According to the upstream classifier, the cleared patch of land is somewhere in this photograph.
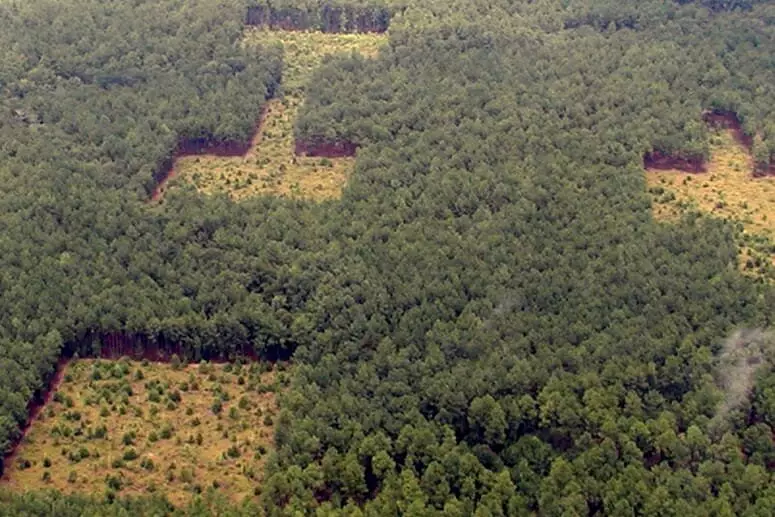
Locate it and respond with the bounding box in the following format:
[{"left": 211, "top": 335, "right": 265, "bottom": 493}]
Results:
[
  {"left": 0, "top": 358, "right": 284, "bottom": 506},
  {"left": 647, "top": 128, "right": 775, "bottom": 280},
  {"left": 171, "top": 29, "right": 387, "bottom": 201}
]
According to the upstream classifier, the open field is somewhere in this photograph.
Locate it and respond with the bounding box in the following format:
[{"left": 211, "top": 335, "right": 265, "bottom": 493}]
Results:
[
  {"left": 647, "top": 128, "right": 775, "bottom": 280},
  {"left": 170, "top": 29, "right": 387, "bottom": 201},
  {"left": 0, "top": 358, "right": 284, "bottom": 506}
]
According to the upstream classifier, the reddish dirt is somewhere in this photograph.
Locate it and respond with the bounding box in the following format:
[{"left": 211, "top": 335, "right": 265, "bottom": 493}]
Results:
[
  {"left": 265, "top": 23, "right": 387, "bottom": 34},
  {"left": 753, "top": 166, "right": 775, "bottom": 178},
  {"left": 703, "top": 110, "right": 753, "bottom": 149},
  {"left": 704, "top": 110, "right": 775, "bottom": 177},
  {"left": 294, "top": 139, "right": 358, "bottom": 158},
  {"left": 151, "top": 106, "right": 270, "bottom": 202},
  {"left": 644, "top": 150, "right": 707, "bottom": 173},
  {"left": 3, "top": 358, "right": 68, "bottom": 471}
]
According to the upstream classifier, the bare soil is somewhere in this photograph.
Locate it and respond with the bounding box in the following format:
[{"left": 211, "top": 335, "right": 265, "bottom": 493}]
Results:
[
  {"left": 644, "top": 150, "right": 707, "bottom": 173},
  {"left": 294, "top": 139, "right": 358, "bottom": 158}
]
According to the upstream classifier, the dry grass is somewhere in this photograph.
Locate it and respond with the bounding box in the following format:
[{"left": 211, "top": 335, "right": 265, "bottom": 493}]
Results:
[
  {"left": 172, "top": 29, "right": 388, "bottom": 201},
  {"left": 0, "top": 358, "right": 285, "bottom": 506},
  {"left": 647, "top": 128, "right": 775, "bottom": 280}
]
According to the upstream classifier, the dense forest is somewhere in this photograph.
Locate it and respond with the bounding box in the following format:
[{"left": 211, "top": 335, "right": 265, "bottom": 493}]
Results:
[{"left": 2, "top": 0, "right": 775, "bottom": 515}]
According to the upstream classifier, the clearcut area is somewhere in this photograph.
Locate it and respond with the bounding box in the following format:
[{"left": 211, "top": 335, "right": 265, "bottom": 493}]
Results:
[{"left": 168, "top": 30, "right": 387, "bottom": 201}]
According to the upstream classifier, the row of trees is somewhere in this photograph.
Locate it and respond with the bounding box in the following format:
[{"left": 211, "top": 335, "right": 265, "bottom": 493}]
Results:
[{"left": 246, "top": 0, "right": 393, "bottom": 32}]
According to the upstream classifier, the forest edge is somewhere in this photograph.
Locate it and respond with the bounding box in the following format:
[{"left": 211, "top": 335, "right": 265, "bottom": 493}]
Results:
[
  {"left": 645, "top": 110, "right": 775, "bottom": 177},
  {"left": 1, "top": 332, "right": 275, "bottom": 478}
]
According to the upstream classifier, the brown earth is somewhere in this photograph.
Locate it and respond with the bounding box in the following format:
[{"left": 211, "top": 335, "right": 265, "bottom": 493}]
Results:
[
  {"left": 2, "top": 359, "right": 68, "bottom": 473},
  {"left": 294, "top": 139, "right": 358, "bottom": 158},
  {"left": 644, "top": 150, "right": 707, "bottom": 173},
  {"left": 703, "top": 110, "right": 753, "bottom": 149}
]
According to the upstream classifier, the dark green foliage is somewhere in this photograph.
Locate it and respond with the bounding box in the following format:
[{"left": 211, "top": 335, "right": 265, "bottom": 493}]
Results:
[
  {"left": 246, "top": 0, "right": 392, "bottom": 33},
  {"left": 121, "top": 432, "right": 136, "bottom": 447},
  {"left": 122, "top": 449, "right": 138, "bottom": 462},
  {"left": 160, "top": 424, "right": 174, "bottom": 440},
  {"left": 226, "top": 445, "right": 241, "bottom": 458},
  {"left": 105, "top": 475, "right": 123, "bottom": 491}
]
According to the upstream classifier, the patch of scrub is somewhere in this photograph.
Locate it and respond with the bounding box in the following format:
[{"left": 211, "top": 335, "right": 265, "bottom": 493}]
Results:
[
  {"left": 170, "top": 29, "right": 387, "bottom": 201},
  {"left": 646, "top": 127, "right": 775, "bottom": 280},
  {"left": 1, "top": 358, "right": 284, "bottom": 506}
]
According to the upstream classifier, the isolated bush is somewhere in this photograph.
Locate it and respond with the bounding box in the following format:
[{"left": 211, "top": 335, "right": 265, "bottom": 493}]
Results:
[
  {"left": 180, "top": 468, "right": 194, "bottom": 483},
  {"left": 105, "top": 475, "right": 122, "bottom": 491},
  {"left": 160, "top": 424, "right": 173, "bottom": 439},
  {"left": 122, "top": 431, "right": 136, "bottom": 446}
]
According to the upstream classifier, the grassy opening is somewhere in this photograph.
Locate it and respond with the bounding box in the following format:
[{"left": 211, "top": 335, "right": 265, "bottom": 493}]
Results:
[
  {"left": 646, "top": 128, "right": 775, "bottom": 281},
  {"left": 0, "top": 358, "right": 284, "bottom": 506},
  {"left": 171, "top": 29, "right": 388, "bottom": 201}
]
